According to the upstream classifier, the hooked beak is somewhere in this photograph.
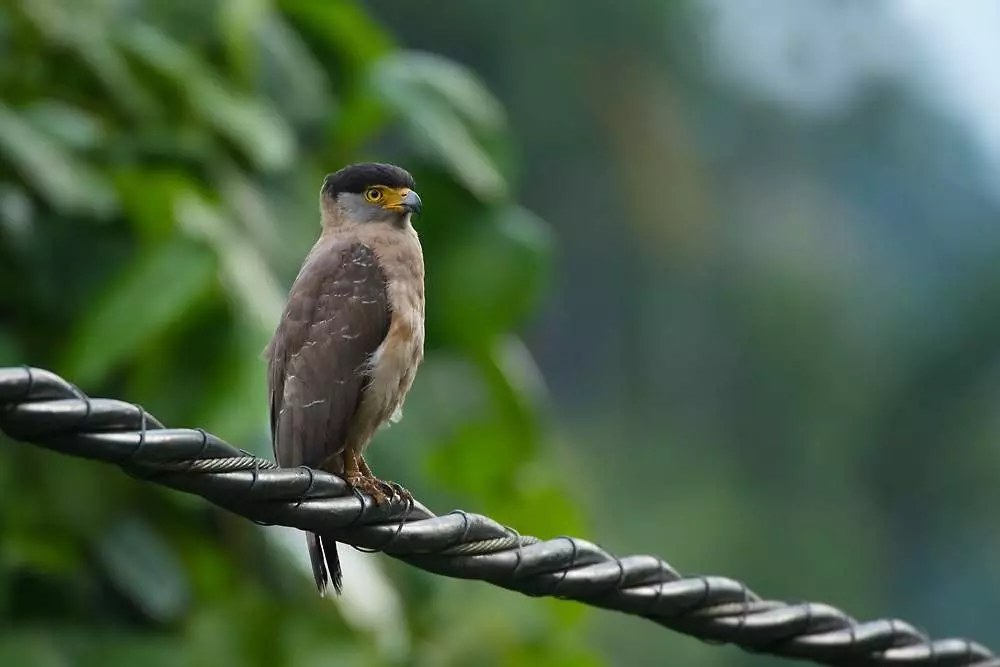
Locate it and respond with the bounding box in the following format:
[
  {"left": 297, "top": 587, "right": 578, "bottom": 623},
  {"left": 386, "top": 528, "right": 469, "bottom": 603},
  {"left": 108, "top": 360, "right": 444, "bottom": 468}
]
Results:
[{"left": 401, "top": 189, "right": 423, "bottom": 216}]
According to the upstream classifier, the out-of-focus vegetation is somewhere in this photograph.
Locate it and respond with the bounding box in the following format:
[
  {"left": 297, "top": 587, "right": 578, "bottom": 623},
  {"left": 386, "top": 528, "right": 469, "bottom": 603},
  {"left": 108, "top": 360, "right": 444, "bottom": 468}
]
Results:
[
  {"left": 376, "top": 1, "right": 1000, "bottom": 666},
  {"left": 0, "top": 1, "right": 592, "bottom": 666},
  {"left": 6, "top": 1, "right": 1000, "bottom": 666}
]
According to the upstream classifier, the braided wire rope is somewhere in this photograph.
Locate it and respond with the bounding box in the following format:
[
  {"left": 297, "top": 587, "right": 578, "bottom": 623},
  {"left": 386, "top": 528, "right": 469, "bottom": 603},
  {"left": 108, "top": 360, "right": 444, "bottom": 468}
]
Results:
[{"left": 0, "top": 365, "right": 995, "bottom": 666}]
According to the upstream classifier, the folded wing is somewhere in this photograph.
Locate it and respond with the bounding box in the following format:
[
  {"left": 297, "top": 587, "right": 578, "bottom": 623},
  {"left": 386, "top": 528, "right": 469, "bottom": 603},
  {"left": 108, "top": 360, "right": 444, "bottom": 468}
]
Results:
[{"left": 266, "top": 240, "right": 391, "bottom": 472}]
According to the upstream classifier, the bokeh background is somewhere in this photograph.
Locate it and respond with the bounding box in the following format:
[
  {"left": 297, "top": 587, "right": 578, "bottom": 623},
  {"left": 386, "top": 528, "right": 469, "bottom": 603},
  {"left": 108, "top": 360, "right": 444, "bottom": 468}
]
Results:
[{"left": 3, "top": 0, "right": 1000, "bottom": 665}]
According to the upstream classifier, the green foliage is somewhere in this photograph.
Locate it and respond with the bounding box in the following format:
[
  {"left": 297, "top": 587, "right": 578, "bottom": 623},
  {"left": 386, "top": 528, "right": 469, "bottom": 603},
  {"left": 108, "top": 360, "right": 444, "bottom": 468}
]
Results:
[{"left": 0, "top": 1, "right": 592, "bottom": 665}]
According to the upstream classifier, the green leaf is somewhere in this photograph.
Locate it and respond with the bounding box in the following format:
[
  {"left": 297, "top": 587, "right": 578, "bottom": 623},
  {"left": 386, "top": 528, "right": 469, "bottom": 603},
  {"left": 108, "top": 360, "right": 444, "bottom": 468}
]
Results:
[
  {"left": 428, "top": 205, "right": 553, "bottom": 349},
  {"left": 425, "top": 418, "right": 528, "bottom": 501},
  {"left": 22, "top": 101, "right": 107, "bottom": 151},
  {"left": 0, "top": 326, "right": 23, "bottom": 367},
  {"left": 279, "top": 0, "right": 392, "bottom": 67},
  {"left": 59, "top": 235, "right": 217, "bottom": 385},
  {"left": 0, "top": 634, "right": 68, "bottom": 667},
  {"left": 218, "top": 0, "right": 267, "bottom": 82},
  {"left": 370, "top": 51, "right": 509, "bottom": 201},
  {"left": 63, "top": 633, "right": 182, "bottom": 667},
  {"left": 422, "top": 339, "right": 552, "bottom": 505},
  {"left": 175, "top": 191, "right": 286, "bottom": 333},
  {"left": 0, "top": 103, "right": 117, "bottom": 217},
  {"left": 0, "top": 183, "right": 34, "bottom": 254},
  {"left": 17, "top": 0, "right": 155, "bottom": 117},
  {"left": 194, "top": 326, "right": 271, "bottom": 454},
  {"left": 396, "top": 51, "right": 505, "bottom": 131},
  {"left": 217, "top": 169, "right": 283, "bottom": 263},
  {"left": 481, "top": 335, "right": 550, "bottom": 438},
  {"left": 95, "top": 516, "right": 190, "bottom": 622},
  {"left": 255, "top": 13, "right": 334, "bottom": 127},
  {"left": 112, "top": 168, "right": 196, "bottom": 240},
  {"left": 122, "top": 25, "right": 295, "bottom": 171},
  {"left": 1, "top": 532, "right": 77, "bottom": 574}
]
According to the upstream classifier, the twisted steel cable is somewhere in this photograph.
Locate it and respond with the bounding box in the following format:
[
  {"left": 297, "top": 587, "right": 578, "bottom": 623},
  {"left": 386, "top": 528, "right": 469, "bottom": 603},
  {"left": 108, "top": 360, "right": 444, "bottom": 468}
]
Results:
[{"left": 0, "top": 365, "right": 995, "bottom": 667}]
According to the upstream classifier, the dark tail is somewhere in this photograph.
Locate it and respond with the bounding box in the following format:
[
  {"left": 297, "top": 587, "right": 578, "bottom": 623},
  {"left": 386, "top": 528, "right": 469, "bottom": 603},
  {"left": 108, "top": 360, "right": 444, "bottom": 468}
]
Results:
[{"left": 306, "top": 532, "right": 343, "bottom": 595}]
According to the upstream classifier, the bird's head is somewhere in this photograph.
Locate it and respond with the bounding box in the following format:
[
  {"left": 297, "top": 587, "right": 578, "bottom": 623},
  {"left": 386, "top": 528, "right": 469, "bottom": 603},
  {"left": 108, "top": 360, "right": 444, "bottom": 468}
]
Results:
[{"left": 320, "top": 162, "right": 422, "bottom": 230}]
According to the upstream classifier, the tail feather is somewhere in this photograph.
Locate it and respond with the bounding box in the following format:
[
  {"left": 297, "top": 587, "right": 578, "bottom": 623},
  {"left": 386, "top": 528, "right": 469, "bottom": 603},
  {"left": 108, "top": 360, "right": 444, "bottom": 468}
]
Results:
[{"left": 306, "top": 532, "right": 342, "bottom": 596}]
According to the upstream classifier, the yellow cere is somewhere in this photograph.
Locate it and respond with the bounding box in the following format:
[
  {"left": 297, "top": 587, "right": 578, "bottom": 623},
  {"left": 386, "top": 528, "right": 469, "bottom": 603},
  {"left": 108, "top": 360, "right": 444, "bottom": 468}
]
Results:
[{"left": 364, "top": 186, "right": 411, "bottom": 210}]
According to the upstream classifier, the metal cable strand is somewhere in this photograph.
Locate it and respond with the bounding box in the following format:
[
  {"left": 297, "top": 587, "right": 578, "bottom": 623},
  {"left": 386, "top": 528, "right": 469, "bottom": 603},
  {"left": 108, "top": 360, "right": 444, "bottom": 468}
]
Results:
[{"left": 0, "top": 366, "right": 996, "bottom": 667}]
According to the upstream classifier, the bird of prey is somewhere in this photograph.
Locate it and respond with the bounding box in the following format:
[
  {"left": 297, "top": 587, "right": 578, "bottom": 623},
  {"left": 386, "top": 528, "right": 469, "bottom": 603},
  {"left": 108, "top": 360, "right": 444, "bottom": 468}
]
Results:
[{"left": 265, "top": 162, "right": 425, "bottom": 596}]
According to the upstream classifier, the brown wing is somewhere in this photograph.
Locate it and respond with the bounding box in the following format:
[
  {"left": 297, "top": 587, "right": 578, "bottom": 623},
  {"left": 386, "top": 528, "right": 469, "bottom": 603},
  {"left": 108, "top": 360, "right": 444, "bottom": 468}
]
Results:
[{"left": 265, "top": 240, "right": 390, "bottom": 470}]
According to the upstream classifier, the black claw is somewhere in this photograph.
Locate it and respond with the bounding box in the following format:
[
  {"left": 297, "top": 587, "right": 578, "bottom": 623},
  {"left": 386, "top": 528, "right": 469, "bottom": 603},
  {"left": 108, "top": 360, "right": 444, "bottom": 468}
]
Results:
[
  {"left": 383, "top": 480, "right": 412, "bottom": 504},
  {"left": 344, "top": 477, "right": 370, "bottom": 506},
  {"left": 376, "top": 479, "right": 402, "bottom": 502}
]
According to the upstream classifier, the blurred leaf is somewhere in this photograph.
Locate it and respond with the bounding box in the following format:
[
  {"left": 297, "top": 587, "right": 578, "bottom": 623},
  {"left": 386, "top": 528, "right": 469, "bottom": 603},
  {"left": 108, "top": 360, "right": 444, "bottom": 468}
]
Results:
[
  {"left": 255, "top": 13, "right": 333, "bottom": 127},
  {"left": 18, "top": 0, "right": 155, "bottom": 117},
  {"left": 399, "top": 352, "right": 493, "bottom": 438},
  {"left": 122, "top": 25, "right": 295, "bottom": 171},
  {"left": 425, "top": 419, "right": 526, "bottom": 501},
  {"left": 334, "top": 90, "right": 390, "bottom": 154},
  {"left": 370, "top": 51, "right": 508, "bottom": 201},
  {"left": 0, "top": 327, "right": 22, "bottom": 366},
  {"left": 95, "top": 516, "right": 190, "bottom": 623},
  {"left": 413, "top": 585, "right": 537, "bottom": 667},
  {"left": 498, "top": 482, "right": 586, "bottom": 556},
  {"left": 195, "top": 326, "right": 271, "bottom": 453},
  {"left": 0, "top": 183, "right": 34, "bottom": 253},
  {"left": 112, "top": 168, "right": 196, "bottom": 240},
  {"left": 175, "top": 191, "right": 286, "bottom": 333},
  {"left": 1, "top": 531, "right": 76, "bottom": 574},
  {"left": 60, "top": 236, "right": 217, "bottom": 385},
  {"left": 0, "top": 1, "right": 587, "bottom": 663},
  {"left": 397, "top": 52, "right": 505, "bottom": 131},
  {"left": 64, "top": 632, "right": 182, "bottom": 667},
  {"left": 423, "top": 347, "right": 546, "bottom": 510},
  {"left": 218, "top": 169, "right": 283, "bottom": 262},
  {"left": 484, "top": 335, "right": 550, "bottom": 435},
  {"left": 503, "top": 642, "right": 604, "bottom": 667},
  {"left": 23, "top": 102, "right": 107, "bottom": 151},
  {"left": 0, "top": 634, "right": 68, "bottom": 667},
  {"left": 0, "top": 103, "right": 117, "bottom": 217},
  {"left": 280, "top": 0, "right": 392, "bottom": 67},
  {"left": 429, "top": 205, "right": 552, "bottom": 349},
  {"left": 218, "top": 0, "right": 268, "bottom": 82}
]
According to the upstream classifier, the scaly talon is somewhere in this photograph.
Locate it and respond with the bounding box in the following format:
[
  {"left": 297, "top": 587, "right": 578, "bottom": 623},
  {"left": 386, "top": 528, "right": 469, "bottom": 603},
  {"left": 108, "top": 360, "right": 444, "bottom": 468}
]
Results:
[{"left": 345, "top": 474, "right": 391, "bottom": 505}]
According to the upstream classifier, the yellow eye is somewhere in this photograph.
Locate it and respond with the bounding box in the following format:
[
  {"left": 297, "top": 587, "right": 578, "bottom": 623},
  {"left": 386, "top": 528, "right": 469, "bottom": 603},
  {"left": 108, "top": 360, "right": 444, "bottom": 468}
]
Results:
[{"left": 364, "top": 187, "right": 382, "bottom": 203}]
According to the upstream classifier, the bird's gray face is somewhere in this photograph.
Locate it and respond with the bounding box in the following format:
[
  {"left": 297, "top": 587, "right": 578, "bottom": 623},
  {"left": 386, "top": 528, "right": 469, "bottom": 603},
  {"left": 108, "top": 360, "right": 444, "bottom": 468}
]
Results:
[{"left": 334, "top": 186, "right": 422, "bottom": 228}]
